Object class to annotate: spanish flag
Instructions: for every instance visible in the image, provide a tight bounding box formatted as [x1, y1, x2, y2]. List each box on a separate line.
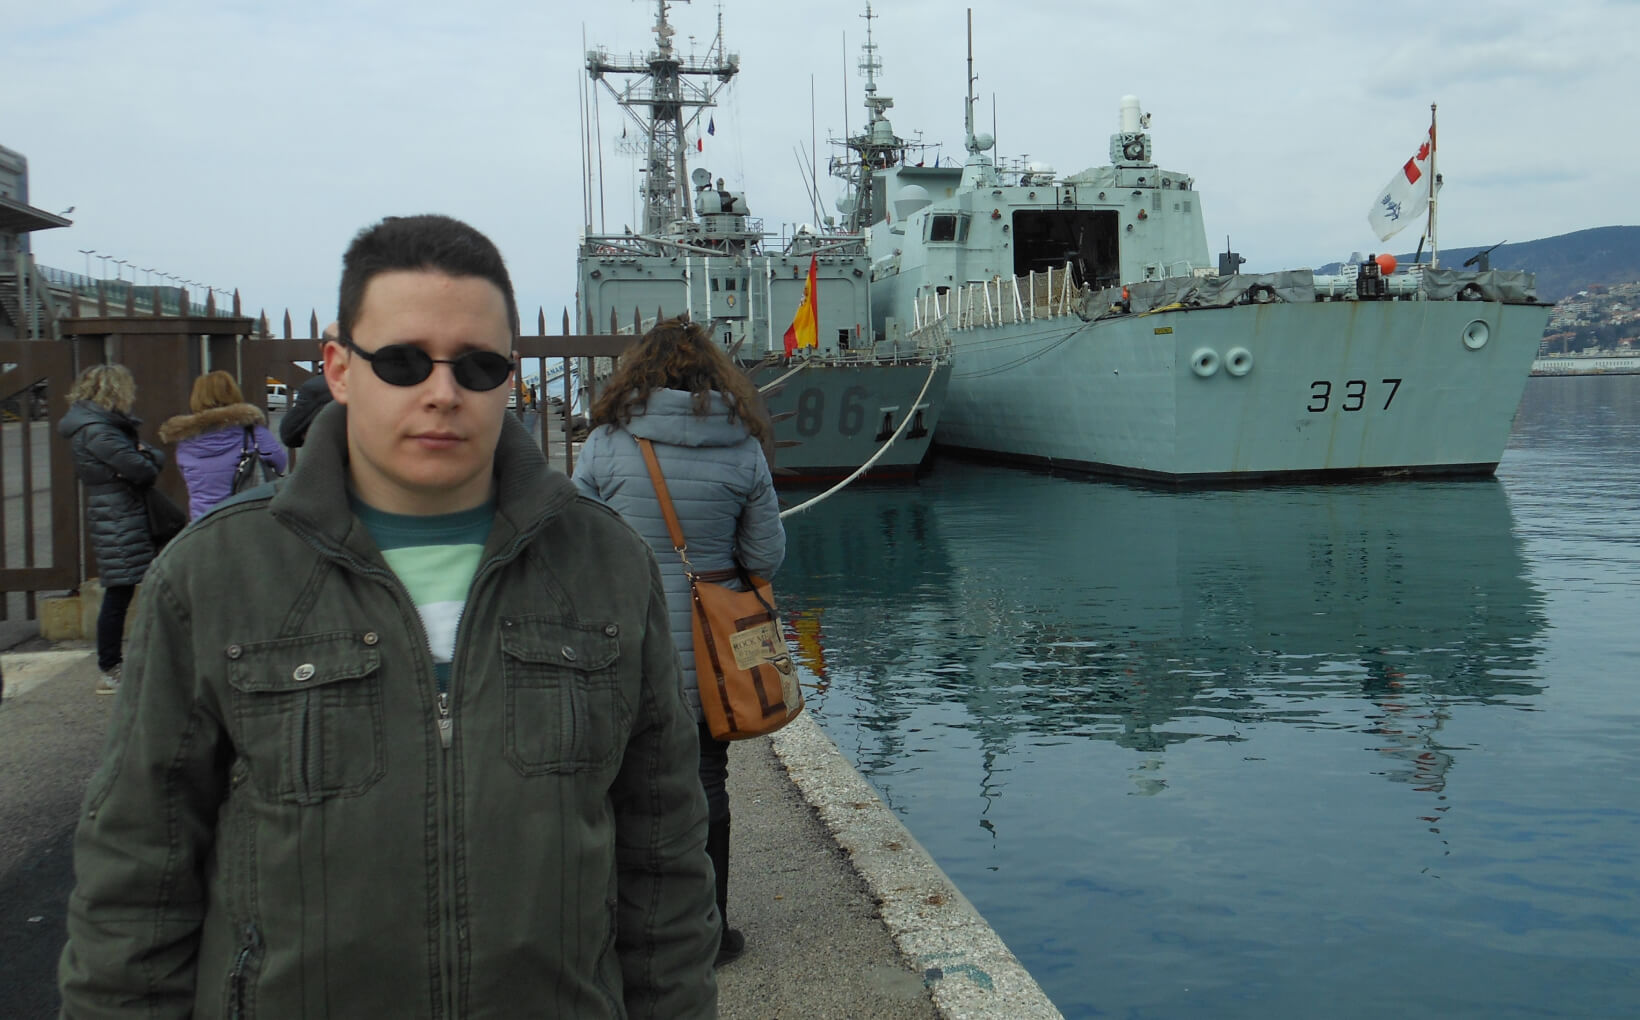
[783, 255, 819, 356]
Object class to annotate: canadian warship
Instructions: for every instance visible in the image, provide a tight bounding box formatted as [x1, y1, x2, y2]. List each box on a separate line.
[858, 14, 1552, 483]
[577, 1, 950, 483]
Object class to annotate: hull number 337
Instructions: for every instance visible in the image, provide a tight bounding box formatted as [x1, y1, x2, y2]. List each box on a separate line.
[1308, 378, 1402, 413]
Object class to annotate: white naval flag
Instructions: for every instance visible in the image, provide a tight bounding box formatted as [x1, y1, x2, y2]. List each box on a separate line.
[1367, 125, 1436, 242]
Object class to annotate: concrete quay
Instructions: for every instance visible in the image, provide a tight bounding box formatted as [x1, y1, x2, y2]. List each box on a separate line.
[1, 625, 1060, 1019]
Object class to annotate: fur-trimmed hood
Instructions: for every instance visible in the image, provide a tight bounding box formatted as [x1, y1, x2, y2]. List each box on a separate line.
[157, 403, 267, 444]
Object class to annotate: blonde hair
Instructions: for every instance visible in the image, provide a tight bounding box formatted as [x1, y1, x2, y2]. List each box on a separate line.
[67, 363, 137, 414]
[189, 370, 245, 412]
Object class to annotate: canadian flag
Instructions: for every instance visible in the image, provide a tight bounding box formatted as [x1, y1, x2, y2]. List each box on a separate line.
[1366, 124, 1436, 242]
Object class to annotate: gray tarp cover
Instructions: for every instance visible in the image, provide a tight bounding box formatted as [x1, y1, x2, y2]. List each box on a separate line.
[1082, 267, 1539, 319]
[1419, 268, 1539, 302]
[1084, 271, 1317, 318]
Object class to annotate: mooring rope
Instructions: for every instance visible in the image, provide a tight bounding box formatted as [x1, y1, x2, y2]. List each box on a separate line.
[758, 360, 810, 394]
[778, 355, 945, 520]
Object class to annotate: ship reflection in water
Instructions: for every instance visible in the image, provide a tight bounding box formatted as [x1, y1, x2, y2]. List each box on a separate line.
[776, 467, 1640, 1019]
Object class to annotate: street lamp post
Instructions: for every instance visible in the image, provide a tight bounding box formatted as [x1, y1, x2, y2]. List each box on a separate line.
[97, 255, 112, 278]
[113, 259, 129, 282]
[77, 248, 95, 278]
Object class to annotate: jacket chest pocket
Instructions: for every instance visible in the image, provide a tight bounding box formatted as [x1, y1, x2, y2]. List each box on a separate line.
[227, 634, 385, 805]
[501, 617, 628, 775]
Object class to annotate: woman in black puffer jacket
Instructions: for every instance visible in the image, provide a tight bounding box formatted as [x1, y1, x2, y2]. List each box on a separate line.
[57, 364, 165, 694]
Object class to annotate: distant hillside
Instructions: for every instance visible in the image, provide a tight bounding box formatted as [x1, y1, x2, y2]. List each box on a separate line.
[1316, 225, 1640, 302]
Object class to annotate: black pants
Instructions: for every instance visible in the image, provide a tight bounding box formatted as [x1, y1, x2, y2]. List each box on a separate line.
[697, 720, 730, 824]
[96, 584, 135, 672]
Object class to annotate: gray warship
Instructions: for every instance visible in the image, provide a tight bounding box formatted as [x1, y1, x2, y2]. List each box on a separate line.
[576, 1, 950, 484]
[857, 14, 1553, 483]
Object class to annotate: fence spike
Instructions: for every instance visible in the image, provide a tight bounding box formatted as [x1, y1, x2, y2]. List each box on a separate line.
[283, 310, 293, 339]
[309, 311, 319, 338]
[258, 310, 270, 337]
[233, 288, 242, 316]
[609, 307, 618, 334]
[537, 308, 545, 335]
[656, 305, 664, 326]
[205, 290, 217, 316]
[631, 306, 640, 333]
[561, 308, 570, 335]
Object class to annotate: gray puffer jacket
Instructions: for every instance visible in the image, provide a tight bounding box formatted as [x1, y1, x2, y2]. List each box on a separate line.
[572, 389, 785, 719]
[58, 400, 166, 586]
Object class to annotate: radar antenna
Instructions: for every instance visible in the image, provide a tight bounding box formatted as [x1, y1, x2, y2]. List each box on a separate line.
[586, 0, 740, 235]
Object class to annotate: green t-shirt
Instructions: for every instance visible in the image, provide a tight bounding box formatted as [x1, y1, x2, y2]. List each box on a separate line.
[352, 497, 495, 692]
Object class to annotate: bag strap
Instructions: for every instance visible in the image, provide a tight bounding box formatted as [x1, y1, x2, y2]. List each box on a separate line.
[241, 425, 255, 454]
[636, 438, 693, 572]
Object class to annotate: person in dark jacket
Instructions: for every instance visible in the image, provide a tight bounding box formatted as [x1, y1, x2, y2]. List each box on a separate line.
[157, 370, 287, 519]
[278, 372, 333, 448]
[57, 363, 165, 694]
[58, 214, 719, 1018]
[278, 320, 339, 450]
[572, 317, 786, 967]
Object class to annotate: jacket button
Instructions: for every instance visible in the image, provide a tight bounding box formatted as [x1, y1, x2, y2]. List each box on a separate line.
[292, 663, 316, 681]
[560, 646, 577, 662]
[362, 631, 379, 646]
[226, 644, 243, 660]
[603, 623, 619, 637]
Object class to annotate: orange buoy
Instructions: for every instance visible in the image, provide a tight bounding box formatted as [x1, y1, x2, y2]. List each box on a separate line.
[1376, 253, 1398, 275]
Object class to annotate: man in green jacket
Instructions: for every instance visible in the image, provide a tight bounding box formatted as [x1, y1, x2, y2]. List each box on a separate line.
[59, 214, 720, 1018]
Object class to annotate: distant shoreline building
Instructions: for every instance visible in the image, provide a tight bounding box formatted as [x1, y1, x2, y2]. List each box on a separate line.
[0, 144, 73, 340]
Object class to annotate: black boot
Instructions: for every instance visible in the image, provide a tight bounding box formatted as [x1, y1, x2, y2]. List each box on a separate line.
[706, 817, 745, 967]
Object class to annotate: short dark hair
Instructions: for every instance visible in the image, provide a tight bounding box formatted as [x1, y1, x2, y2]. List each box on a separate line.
[337, 214, 520, 340]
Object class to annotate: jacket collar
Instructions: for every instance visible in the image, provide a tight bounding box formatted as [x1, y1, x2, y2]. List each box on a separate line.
[270, 402, 579, 561]
[621, 389, 752, 448]
[157, 402, 267, 444]
[58, 400, 140, 437]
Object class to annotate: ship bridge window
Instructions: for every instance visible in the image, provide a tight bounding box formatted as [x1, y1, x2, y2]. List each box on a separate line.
[927, 213, 970, 243]
[726, 278, 736, 291]
[1011, 209, 1121, 290]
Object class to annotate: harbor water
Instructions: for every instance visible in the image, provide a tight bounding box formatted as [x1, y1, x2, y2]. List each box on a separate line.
[778, 374, 1639, 1018]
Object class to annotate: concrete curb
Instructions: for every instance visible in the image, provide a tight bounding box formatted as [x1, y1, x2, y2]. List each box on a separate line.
[769, 713, 1063, 1020]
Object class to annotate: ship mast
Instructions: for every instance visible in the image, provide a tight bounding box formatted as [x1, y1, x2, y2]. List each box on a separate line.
[586, 0, 739, 236]
[960, 8, 995, 183]
[830, 3, 909, 232]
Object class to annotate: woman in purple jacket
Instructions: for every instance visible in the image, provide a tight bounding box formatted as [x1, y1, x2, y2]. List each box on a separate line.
[158, 371, 288, 519]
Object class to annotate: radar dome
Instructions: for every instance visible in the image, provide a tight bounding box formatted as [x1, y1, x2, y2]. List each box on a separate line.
[893, 184, 931, 220]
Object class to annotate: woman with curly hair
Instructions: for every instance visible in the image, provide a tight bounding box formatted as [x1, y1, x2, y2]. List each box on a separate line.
[57, 363, 166, 694]
[158, 370, 287, 519]
[571, 317, 785, 967]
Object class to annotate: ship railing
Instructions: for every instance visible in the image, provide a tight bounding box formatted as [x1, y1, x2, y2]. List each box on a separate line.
[918, 263, 1078, 331]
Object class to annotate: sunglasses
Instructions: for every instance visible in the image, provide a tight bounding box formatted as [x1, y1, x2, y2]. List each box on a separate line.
[338, 334, 514, 392]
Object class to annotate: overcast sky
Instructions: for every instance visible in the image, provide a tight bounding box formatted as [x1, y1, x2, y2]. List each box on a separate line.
[10, 0, 1639, 331]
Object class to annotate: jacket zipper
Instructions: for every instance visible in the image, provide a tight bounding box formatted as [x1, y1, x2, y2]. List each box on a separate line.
[229, 921, 262, 1020]
[297, 527, 535, 1018]
[433, 538, 527, 1018]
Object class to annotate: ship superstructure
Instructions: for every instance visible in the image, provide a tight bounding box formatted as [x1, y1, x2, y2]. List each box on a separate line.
[577, 1, 950, 482]
[857, 16, 1550, 483]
